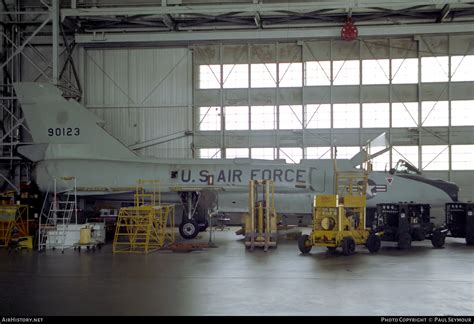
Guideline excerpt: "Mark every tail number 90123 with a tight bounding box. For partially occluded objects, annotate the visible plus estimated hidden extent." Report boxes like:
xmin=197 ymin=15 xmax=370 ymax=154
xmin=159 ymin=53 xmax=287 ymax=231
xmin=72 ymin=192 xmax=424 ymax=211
xmin=47 ymin=127 xmax=80 ymax=137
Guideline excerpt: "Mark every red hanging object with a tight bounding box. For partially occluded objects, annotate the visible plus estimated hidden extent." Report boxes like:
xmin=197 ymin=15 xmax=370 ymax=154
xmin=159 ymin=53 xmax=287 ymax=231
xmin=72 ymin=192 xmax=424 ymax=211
xmin=341 ymin=17 xmax=358 ymax=41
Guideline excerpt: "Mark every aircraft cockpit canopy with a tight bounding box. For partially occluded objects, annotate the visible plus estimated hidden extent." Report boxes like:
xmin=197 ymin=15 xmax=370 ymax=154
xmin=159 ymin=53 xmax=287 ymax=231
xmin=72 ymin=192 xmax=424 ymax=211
xmin=391 ymin=159 xmax=422 ymax=175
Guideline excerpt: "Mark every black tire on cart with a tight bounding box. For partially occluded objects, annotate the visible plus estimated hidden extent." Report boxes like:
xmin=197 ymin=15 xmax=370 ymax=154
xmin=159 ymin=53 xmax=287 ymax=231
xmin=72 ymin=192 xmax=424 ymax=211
xmin=366 ymin=234 xmax=381 ymax=253
xmin=342 ymin=237 xmax=356 ymax=256
xmin=298 ymin=234 xmax=312 ymax=254
xmin=431 ymin=230 xmax=446 ymax=248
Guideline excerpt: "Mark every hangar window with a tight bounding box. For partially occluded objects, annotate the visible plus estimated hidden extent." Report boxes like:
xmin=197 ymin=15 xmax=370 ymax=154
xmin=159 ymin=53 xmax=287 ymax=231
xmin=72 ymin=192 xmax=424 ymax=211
xmin=421 ymin=101 xmax=449 ymax=126
xmin=305 ymin=104 xmax=331 ymax=128
xmin=279 ymin=63 xmax=302 ymax=87
xmin=198 ymin=106 xmax=221 ymax=131
xmin=251 ymin=147 xmax=275 ymax=160
xmin=362 ymin=103 xmax=389 ymax=128
xmin=199 ymin=65 xmax=221 ymax=89
xmin=333 ymin=104 xmax=360 ymax=128
xmin=392 ymin=146 xmax=419 ymax=169
xmin=306 ymin=147 xmax=331 ymax=159
xmin=279 ymin=105 xmax=303 ymax=130
xmin=305 ymin=61 xmax=331 ymax=86
xmin=422 ymin=145 xmax=449 ymax=170
xmin=251 ymin=106 xmax=276 ymax=130
xmin=250 ymin=63 xmax=277 ymax=88
xmin=362 ymin=59 xmax=389 ymax=85
xmin=451 ymin=55 xmax=474 ymax=81
xmin=391 ymin=58 xmax=418 ymax=84
xmin=199 ymin=148 xmax=221 ymax=159
xmin=421 ymin=56 xmax=449 ymax=82
xmin=333 ymin=60 xmax=359 ymax=85
xmin=223 ymin=64 xmax=249 ymax=88
xmin=452 ymin=145 xmax=474 ymax=170
xmin=451 ymin=100 xmax=474 ymax=126
xmin=224 ymin=106 xmax=249 ymax=130
xmin=279 ymin=147 xmax=303 ymax=164
xmin=226 ymin=148 xmax=249 ymax=158
xmin=334 ymin=146 xmax=360 ymax=159
xmin=392 ymin=102 xmax=418 ymax=128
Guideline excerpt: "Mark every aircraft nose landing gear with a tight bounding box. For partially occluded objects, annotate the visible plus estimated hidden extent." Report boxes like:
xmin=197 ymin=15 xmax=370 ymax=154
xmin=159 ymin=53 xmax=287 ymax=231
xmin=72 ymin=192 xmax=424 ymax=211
xmin=179 ymin=219 xmax=199 ymax=239
xmin=179 ymin=191 xmax=209 ymax=240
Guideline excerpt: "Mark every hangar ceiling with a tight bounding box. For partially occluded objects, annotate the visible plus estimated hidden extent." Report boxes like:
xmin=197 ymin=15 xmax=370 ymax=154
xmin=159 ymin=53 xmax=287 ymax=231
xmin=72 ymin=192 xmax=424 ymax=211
xmin=61 ymin=0 xmax=474 ymax=34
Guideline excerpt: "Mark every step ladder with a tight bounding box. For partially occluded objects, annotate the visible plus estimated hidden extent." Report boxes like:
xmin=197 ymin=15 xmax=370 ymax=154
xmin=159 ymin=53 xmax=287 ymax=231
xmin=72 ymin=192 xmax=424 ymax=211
xmin=38 ymin=177 xmax=78 ymax=252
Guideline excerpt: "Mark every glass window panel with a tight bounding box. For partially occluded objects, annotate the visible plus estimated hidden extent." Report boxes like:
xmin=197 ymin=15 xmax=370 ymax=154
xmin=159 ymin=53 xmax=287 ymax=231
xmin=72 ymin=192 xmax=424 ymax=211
xmin=251 ymin=106 xmax=276 ymax=130
xmin=199 ymin=148 xmax=221 ymax=159
xmin=422 ymin=145 xmax=449 ymax=170
xmin=306 ymin=147 xmax=331 ymax=159
xmin=452 ymin=145 xmax=474 ymax=170
xmin=305 ymin=61 xmax=331 ymax=86
xmin=279 ymin=147 xmax=303 ymax=164
xmin=451 ymin=55 xmax=474 ymax=81
xmin=199 ymin=65 xmax=221 ymax=89
xmin=362 ymin=103 xmax=389 ymax=128
xmin=421 ymin=56 xmax=449 ymax=82
xmin=421 ymin=101 xmax=449 ymax=126
xmin=362 ymin=59 xmax=389 ymax=85
xmin=371 ymin=150 xmax=390 ymax=171
xmin=334 ymin=146 xmax=360 ymax=159
xmin=251 ymin=63 xmax=277 ymax=88
xmin=223 ymin=64 xmax=248 ymax=88
xmin=199 ymin=106 xmax=221 ymax=131
xmin=391 ymin=58 xmax=418 ymax=84
xmin=279 ymin=105 xmax=303 ymax=130
xmin=333 ymin=60 xmax=360 ymax=85
xmin=306 ymin=104 xmax=331 ymax=128
xmin=251 ymin=147 xmax=275 ymax=160
xmin=392 ymin=146 xmax=419 ymax=168
xmin=279 ymin=63 xmax=302 ymax=87
xmin=224 ymin=106 xmax=249 ymax=130
xmin=333 ymin=104 xmax=360 ymax=128
xmin=226 ymin=148 xmax=249 ymax=158
xmin=451 ymin=100 xmax=474 ymax=126
xmin=392 ymin=102 xmax=418 ymax=128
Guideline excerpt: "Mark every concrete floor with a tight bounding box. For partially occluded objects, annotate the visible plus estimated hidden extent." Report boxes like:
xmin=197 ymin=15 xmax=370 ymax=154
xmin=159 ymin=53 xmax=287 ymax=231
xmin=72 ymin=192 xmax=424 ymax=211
xmin=0 ymin=227 xmax=473 ymax=316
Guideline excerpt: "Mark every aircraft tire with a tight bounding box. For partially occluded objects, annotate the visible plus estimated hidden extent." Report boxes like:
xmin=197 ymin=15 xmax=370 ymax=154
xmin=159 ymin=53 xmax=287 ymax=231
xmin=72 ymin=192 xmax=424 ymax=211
xmin=431 ymin=230 xmax=446 ymax=248
xmin=366 ymin=234 xmax=381 ymax=253
xmin=342 ymin=237 xmax=356 ymax=256
xmin=298 ymin=234 xmax=312 ymax=254
xmin=397 ymin=232 xmax=412 ymax=250
xmin=179 ymin=219 xmax=199 ymax=239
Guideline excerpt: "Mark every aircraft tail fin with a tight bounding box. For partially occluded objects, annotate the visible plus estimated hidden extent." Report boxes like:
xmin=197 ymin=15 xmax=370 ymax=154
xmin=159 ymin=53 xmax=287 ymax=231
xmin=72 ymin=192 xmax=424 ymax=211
xmin=14 ymin=82 xmax=135 ymax=159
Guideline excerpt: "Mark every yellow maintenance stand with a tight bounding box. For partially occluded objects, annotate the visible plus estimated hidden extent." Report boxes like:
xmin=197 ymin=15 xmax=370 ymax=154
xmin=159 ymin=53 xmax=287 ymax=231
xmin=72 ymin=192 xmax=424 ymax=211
xmin=112 ymin=180 xmax=175 ymax=254
xmin=0 ymin=204 xmax=31 ymax=249
xmin=243 ymin=180 xmax=278 ymax=252
xmin=298 ymin=166 xmax=381 ymax=256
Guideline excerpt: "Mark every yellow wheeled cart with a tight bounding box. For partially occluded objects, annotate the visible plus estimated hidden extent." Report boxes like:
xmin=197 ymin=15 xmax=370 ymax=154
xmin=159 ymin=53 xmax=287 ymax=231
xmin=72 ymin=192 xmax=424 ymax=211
xmin=298 ymin=168 xmax=381 ymax=255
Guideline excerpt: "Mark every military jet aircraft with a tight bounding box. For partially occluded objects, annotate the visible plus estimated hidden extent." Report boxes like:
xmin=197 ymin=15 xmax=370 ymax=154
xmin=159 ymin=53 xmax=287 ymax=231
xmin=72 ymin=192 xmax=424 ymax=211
xmin=13 ymin=82 xmax=459 ymax=239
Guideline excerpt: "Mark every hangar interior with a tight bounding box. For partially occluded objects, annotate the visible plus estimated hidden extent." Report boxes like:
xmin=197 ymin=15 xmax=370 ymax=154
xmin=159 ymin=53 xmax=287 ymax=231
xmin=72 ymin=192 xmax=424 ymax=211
xmin=0 ymin=0 xmax=473 ymax=317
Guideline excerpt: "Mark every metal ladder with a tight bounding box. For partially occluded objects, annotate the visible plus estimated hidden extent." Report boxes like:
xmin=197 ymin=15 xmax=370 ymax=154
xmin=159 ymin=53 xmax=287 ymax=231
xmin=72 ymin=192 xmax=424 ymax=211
xmin=38 ymin=177 xmax=78 ymax=252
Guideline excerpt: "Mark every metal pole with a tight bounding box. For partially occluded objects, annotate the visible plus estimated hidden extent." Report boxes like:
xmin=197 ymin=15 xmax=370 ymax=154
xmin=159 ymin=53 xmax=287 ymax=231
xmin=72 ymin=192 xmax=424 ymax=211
xmin=52 ymin=0 xmax=59 ymax=85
